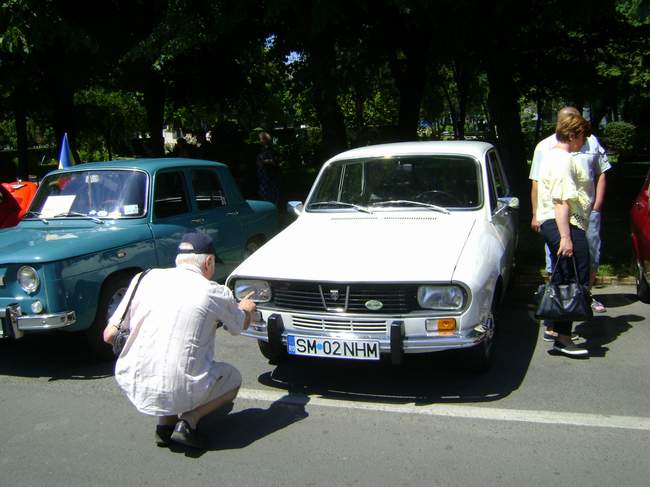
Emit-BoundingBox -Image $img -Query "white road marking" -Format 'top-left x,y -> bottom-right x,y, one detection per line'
238,388 -> 650,431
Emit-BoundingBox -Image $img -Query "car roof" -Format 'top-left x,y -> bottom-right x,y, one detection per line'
327,141 -> 495,163
47,158 -> 226,175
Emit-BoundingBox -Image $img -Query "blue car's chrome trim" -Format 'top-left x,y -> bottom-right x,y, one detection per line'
15,311 -> 77,331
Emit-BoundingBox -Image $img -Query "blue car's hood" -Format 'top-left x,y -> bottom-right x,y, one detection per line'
0,223 -> 153,264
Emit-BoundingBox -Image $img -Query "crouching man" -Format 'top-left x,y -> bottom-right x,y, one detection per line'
103,231 -> 256,448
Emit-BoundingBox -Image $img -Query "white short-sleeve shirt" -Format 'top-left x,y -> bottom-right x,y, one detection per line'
530,134 -> 611,207
111,265 -> 246,416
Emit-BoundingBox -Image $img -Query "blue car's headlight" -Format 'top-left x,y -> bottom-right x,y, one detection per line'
417,285 -> 465,310
17,266 -> 40,294
234,279 -> 271,303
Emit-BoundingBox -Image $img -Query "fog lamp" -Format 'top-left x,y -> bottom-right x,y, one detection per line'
31,300 -> 44,314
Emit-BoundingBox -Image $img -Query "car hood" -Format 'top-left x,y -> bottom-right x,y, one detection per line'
230,213 -> 477,282
0,223 -> 152,264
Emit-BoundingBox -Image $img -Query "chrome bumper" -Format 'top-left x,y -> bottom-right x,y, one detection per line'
244,327 -> 485,351
243,311 -> 491,363
1,304 -> 76,339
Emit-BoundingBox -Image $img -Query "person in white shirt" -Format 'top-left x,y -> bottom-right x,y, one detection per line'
103,231 -> 256,449
530,106 -> 611,319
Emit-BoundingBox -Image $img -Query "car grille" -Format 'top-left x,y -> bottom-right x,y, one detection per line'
291,315 -> 387,333
270,281 -> 419,314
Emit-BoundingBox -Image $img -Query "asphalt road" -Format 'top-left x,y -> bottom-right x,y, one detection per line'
1,283 -> 648,487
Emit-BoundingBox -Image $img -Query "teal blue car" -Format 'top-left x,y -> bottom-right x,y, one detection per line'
0,158 -> 277,359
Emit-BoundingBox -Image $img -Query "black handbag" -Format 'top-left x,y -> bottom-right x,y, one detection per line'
535,256 -> 593,321
112,270 -> 150,356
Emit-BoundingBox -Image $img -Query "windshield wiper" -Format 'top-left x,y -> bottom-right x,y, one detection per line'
24,211 -> 49,223
52,211 -> 105,224
308,201 -> 373,214
370,200 -> 450,214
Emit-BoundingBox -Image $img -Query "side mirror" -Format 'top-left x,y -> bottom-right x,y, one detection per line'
287,200 -> 303,216
498,196 -> 520,210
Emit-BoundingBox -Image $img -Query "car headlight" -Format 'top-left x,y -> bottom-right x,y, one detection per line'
234,279 -> 271,302
417,285 -> 465,310
17,266 -> 40,293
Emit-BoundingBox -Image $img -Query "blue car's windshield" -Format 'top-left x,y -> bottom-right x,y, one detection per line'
28,170 -> 147,219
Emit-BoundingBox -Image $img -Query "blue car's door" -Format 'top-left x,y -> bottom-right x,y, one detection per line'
150,169 -> 195,267
188,166 -> 245,281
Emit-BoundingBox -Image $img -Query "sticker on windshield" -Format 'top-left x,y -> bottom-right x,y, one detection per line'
40,195 -> 76,218
123,204 -> 139,215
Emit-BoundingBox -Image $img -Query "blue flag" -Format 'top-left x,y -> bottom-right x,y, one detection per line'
58,133 -> 74,169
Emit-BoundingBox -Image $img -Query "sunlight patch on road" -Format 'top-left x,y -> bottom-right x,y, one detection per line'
239,388 -> 650,431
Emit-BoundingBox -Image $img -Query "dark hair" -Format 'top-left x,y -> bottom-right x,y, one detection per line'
555,113 -> 591,143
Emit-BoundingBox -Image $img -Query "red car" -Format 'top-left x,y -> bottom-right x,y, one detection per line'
0,181 -> 38,228
631,169 -> 650,303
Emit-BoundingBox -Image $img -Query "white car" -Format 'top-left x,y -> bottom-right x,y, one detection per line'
227,141 -> 519,371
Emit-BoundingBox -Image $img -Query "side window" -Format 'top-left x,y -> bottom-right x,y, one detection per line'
486,155 -> 499,212
154,171 -> 189,218
487,150 -> 512,213
191,168 -> 227,210
488,151 -> 510,198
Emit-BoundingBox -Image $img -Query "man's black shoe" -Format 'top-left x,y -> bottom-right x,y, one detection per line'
170,420 -> 204,449
553,339 -> 588,357
155,425 -> 174,447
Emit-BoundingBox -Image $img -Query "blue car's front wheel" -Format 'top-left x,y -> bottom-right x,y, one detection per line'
86,272 -> 135,361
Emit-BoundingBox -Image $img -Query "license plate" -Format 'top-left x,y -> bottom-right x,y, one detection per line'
287,335 -> 380,361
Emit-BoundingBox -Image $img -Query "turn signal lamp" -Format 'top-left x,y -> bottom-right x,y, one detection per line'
425,318 -> 457,333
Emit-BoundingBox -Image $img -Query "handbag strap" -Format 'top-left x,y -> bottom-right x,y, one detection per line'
118,269 -> 150,325
550,255 -> 580,281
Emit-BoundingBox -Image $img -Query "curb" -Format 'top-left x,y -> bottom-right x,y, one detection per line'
515,274 -> 636,287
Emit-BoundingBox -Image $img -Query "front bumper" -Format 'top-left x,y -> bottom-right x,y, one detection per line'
0,304 -> 76,339
243,309 -> 492,363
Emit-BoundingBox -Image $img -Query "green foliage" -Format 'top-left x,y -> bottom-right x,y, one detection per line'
75,88 -> 146,160
602,121 -> 637,156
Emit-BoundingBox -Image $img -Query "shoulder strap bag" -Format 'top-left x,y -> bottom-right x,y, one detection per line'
112,269 -> 150,357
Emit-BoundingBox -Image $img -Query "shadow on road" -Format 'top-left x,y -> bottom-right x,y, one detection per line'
257,286 -> 544,406
0,332 -> 113,380
170,395 -> 309,457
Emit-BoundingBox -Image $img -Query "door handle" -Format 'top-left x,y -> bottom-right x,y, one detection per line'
191,218 -> 205,224
227,211 -> 239,216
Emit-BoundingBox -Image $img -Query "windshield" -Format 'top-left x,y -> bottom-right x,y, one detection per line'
307,155 -> 482,211
28,169 -> 147,219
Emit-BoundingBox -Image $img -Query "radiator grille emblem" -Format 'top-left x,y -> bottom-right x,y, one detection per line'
365,299 -> 383,311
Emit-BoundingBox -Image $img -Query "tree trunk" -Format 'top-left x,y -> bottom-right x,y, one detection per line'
485,55 -> 527,205
442,85 -> 458,138
53,82 -> 80,165
143,72 -> 165,157
535,98 -> 543,142
309,38 -> 348,158
452,62 -> 468,140
390,46 -> 428,141
13,87 -> 29,180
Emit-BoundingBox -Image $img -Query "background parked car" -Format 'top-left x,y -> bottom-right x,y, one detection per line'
631,168 -> 650,303
227,141 -> 518,372
0,158 -> 277,359
0,181 -> 38,228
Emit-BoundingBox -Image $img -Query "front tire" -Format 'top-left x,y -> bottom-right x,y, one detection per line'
258,339 -> 286,365
85,273 -> 135,361
462,310 -> 496,373
244,237 -> 264,259
636,261 -> 650,303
